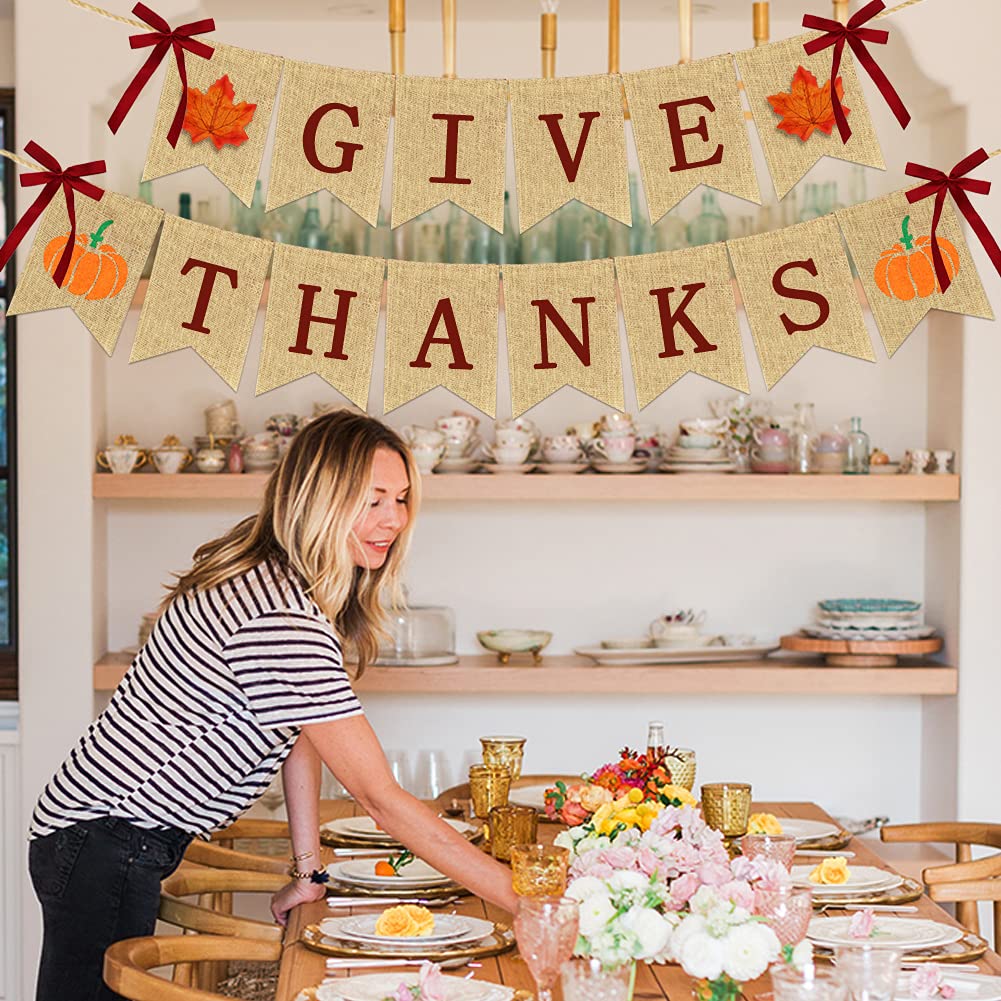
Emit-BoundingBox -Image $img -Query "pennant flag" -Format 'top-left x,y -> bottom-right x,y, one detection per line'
267,62 -> 393,226
735,34 -> 884,200
391,75 -> 508,233
837,190 -> 992,357
623,55 -> 760,224
384,260 -> 499,416
727,215 -> 874,388
131,215 -> 272,389
509,74 -> 631,233
8,192 -> 161,355
503,260 -> 623,416
257,245 -> 384,404
615,244 -> 749,407
142,42 -> 282,206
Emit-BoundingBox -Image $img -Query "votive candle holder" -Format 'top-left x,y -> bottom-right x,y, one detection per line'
489,804 -> 538,861
511,843 -> 570,897
469,763 -> 511,820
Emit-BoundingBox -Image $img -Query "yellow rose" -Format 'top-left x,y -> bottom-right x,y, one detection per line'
661,785 -> 697,807
375,904 -> 435,937
748,812 -> 784,836
809,858 -> 851,885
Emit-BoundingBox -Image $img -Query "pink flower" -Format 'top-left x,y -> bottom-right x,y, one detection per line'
849,908 -> 876,939
668,872 -> 702,908
393,985 -> 414,1001
910,964 -> 954,1001
560,801 -> 591,827
718,879 -> 755,911
418,961 -> 447,1001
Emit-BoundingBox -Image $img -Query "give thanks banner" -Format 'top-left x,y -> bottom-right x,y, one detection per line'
6,179 -> 992,415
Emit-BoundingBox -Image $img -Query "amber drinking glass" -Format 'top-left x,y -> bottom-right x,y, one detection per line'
700,782 -> 752,837
664,747 -> 697,790
511,843 -> 570,897
489,805 -> 538,862
468,764 -> 511,820
480,735 -> 527,781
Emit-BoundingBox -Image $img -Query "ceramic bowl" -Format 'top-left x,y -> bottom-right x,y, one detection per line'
477,629 -> 552,656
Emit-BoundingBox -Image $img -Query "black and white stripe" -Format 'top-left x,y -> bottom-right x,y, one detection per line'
30,562 -> 363,838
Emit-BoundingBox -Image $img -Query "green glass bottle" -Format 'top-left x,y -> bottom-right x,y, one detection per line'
521,214 -> 558,264
178,192 -> 191,220
686,190 -> 728,247
297,193 -> 328,250
490,191 -> 521,266
845,416 -> 870,475
447,203 -> 491,263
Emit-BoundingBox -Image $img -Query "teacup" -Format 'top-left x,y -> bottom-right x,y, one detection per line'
542,434 -> 582,463
753,427 -> 790,449
598,412 -> 635,436
679,432 -> 722,449
444,436 -> 479,459
932,449 -> 955,474
496,417 -> 539,440
151,447 -> 192,475
195,446 -> 226,474
486,442 -> 531,466
411,442 -> 446,474
681,417 -> 728,436
650,613 -> 707,647
401,425 -> 446,449
634,423 -> 660,449
437,414 -> 477,440
495,427 -> 534,449
906,449 -> 932,474
205,400 -> 239,437
97,444 -> 146,475
591,434 -> 636,464
566,420 -> 598,442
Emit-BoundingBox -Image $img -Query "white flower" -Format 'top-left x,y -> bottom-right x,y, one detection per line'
553,830 -> 575,851
621,906 -> 673,961
566,876 -> 609,902
689,885 -> 722,917
789,940 -> 814,971
722,925 -> 780,982
609,870 -> 648,895
578,893 -> 618,938
678,931 -> 725,981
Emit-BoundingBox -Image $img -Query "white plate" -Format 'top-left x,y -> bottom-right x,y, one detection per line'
327,859 -> 452,888
802,625 -> 937,641
807,916 -> 964,950
320,913 -> 480,945
573,641 -> 779,665
793,865 -> 901,891
331,817 -> 474,840
509,781 -> 563,812
591,460 -> 647,474
536,462 -> 589,474
372,654 -> 461,667
895,972 -> 1001,1001
316,973 -> 513,1001
780,818 -> 842,843
659,462 -> 736,474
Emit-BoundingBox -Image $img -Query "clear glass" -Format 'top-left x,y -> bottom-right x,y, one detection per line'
772,966 -> 846,1001
834,945 -> 902,1001
753,885 -> 814,945
513,896 -> 580,1001
511,843 -> 570,897
799,183 -> 823,222
413,749 -> 451,800
562,958 -> 634,1001
791,402 -> 817,475
740,833 -> 798,870
297,193 -> 328,250
379,605 -> 456,661
845,416 -> 870,475
385,749 -> 412,792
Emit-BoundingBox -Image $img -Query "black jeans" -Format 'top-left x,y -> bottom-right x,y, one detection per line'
29,817 -> 192,1001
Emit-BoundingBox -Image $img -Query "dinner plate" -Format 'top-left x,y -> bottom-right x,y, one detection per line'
793,865 -> 902,892
509,781 -> 557,812
319,913 -> 488,946
330,817 -> 476,841
316,972 -> 514,1001
781,818 -> 843,842
327,859 -> 452,888
894,972 -> 1001,1001
808,916 -> 964,950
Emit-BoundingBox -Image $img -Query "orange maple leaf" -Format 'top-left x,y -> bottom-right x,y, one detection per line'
766,65 -> 849,142
182,74 -> 256,151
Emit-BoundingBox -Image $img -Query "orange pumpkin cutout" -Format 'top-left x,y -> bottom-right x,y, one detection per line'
43,220 -> 129,301
873,215 -> 960,301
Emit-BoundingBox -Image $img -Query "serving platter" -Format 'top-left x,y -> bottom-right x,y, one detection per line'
574,641 -> 779,665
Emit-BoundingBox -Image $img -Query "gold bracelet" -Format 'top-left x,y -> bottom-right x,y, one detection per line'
290,850 -> 314,863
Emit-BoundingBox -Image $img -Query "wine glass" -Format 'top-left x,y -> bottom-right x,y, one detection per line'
513,896 -> 580,1001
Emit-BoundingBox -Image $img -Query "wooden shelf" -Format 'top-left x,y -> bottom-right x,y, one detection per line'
93,471 -> 960,503
94,651 -> 957,695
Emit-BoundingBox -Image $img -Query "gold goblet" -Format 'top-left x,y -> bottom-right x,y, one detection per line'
700,781 -> 752,852
510,843 -> 570,897
468,763 -> 511,829
488,805 -> 538,862
480,735 -> 527,781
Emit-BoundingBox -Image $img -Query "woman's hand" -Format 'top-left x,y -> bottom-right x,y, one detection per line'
270,879 -> 327,926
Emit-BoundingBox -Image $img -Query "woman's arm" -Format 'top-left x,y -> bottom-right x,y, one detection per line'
303,715 -> 519,915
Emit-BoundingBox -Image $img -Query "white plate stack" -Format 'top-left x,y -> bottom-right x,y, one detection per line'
802,600 -> 935,641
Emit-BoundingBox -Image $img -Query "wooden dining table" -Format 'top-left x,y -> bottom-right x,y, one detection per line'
275,800 -> 1001,1001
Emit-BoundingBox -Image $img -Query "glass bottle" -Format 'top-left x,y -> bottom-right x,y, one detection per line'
233,181 -> 265,237
178,192 -> 192,220
791,402 -> 816,475
798,183 -> 822,222
576,212 -> 607,261
447,203 -> 491,264
297,193 -> 328,250
845,416 -> 870,474
261,206 -> 294,245
686,190 -> 728,247
412,211 -> 446,263
194,198 -> 215,227
849,164 -> 867,206
521,214 -> 558,264
646,720 -> 666,766
490,191 -> 521,266
556,202 -> 582,262
366,203 -> 392,260
782,188 -> 799,228
654,209 -> 688,252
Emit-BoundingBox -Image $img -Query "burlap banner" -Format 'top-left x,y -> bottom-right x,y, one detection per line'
384,260 -> 499,416
131,216 -> 272,389
503,260 -> 623,416
728,215 -> 874,388
8,192 -> 162,356
735,34 -> 884,200
623,55 -> 760,224
837,190 -> 993,357
391,76 -> 508,233
616,244 -> 749,407
509,75 -> 631,234
266,62 -> 393,226
143,42 -> 283,206
257,245 -> 385,406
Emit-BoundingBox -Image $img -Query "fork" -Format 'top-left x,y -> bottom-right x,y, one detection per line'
326,895 -> 461,909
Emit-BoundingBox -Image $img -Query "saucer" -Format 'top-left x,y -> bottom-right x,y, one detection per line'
591,459 -> 647,474
435,457 -> 480,474
536,462 -> 589,475
660,461 -> 735,474
482,462 -> 538,474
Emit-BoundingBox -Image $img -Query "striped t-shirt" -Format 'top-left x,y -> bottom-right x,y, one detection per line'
30,561 -> 363,839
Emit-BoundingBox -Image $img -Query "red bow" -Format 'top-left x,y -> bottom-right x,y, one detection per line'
802,0 -> 910,144
0,142 -> 106,288
905,148 -> 1000,294
107,2 -> 215,148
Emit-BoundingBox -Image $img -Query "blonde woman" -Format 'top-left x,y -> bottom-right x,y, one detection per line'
28,411 -> 518,1001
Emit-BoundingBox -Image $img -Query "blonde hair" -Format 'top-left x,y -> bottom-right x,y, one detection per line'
162,410 -> 419,673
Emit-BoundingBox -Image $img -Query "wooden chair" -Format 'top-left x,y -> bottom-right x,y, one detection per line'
881,822 -> 1001,934
927,880 -> 1001,952
183,839 -> 289,876
104,935 -> 281,1001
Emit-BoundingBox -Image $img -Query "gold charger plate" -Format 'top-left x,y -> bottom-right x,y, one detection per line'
298,987 -> 533,1001
321,828 -> 484,851
302,922 -> 516,961
812,876 -> 924,908
815,930 -> 988,965
326,881 -> 471,900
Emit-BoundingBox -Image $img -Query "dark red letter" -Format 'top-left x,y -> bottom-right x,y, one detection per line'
180,258 -> 239,335
302,103 -> 363,175
288,285 -> 358,360
531,297 -> 595,369
538,112 -> 601,182
409,299 -> 474,370
772,259 -> 831,336
429,113 -> 474,185
649,284 -> 717,358
659,97 -> 724,173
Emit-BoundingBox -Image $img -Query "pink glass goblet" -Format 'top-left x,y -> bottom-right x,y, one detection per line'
754,885 -> 814,946
741,833 -> 798,870
513,896 -> 580,1001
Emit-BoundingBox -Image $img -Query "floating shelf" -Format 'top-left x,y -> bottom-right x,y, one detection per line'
92,471 -> 960,503
93,651 -> 957,695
